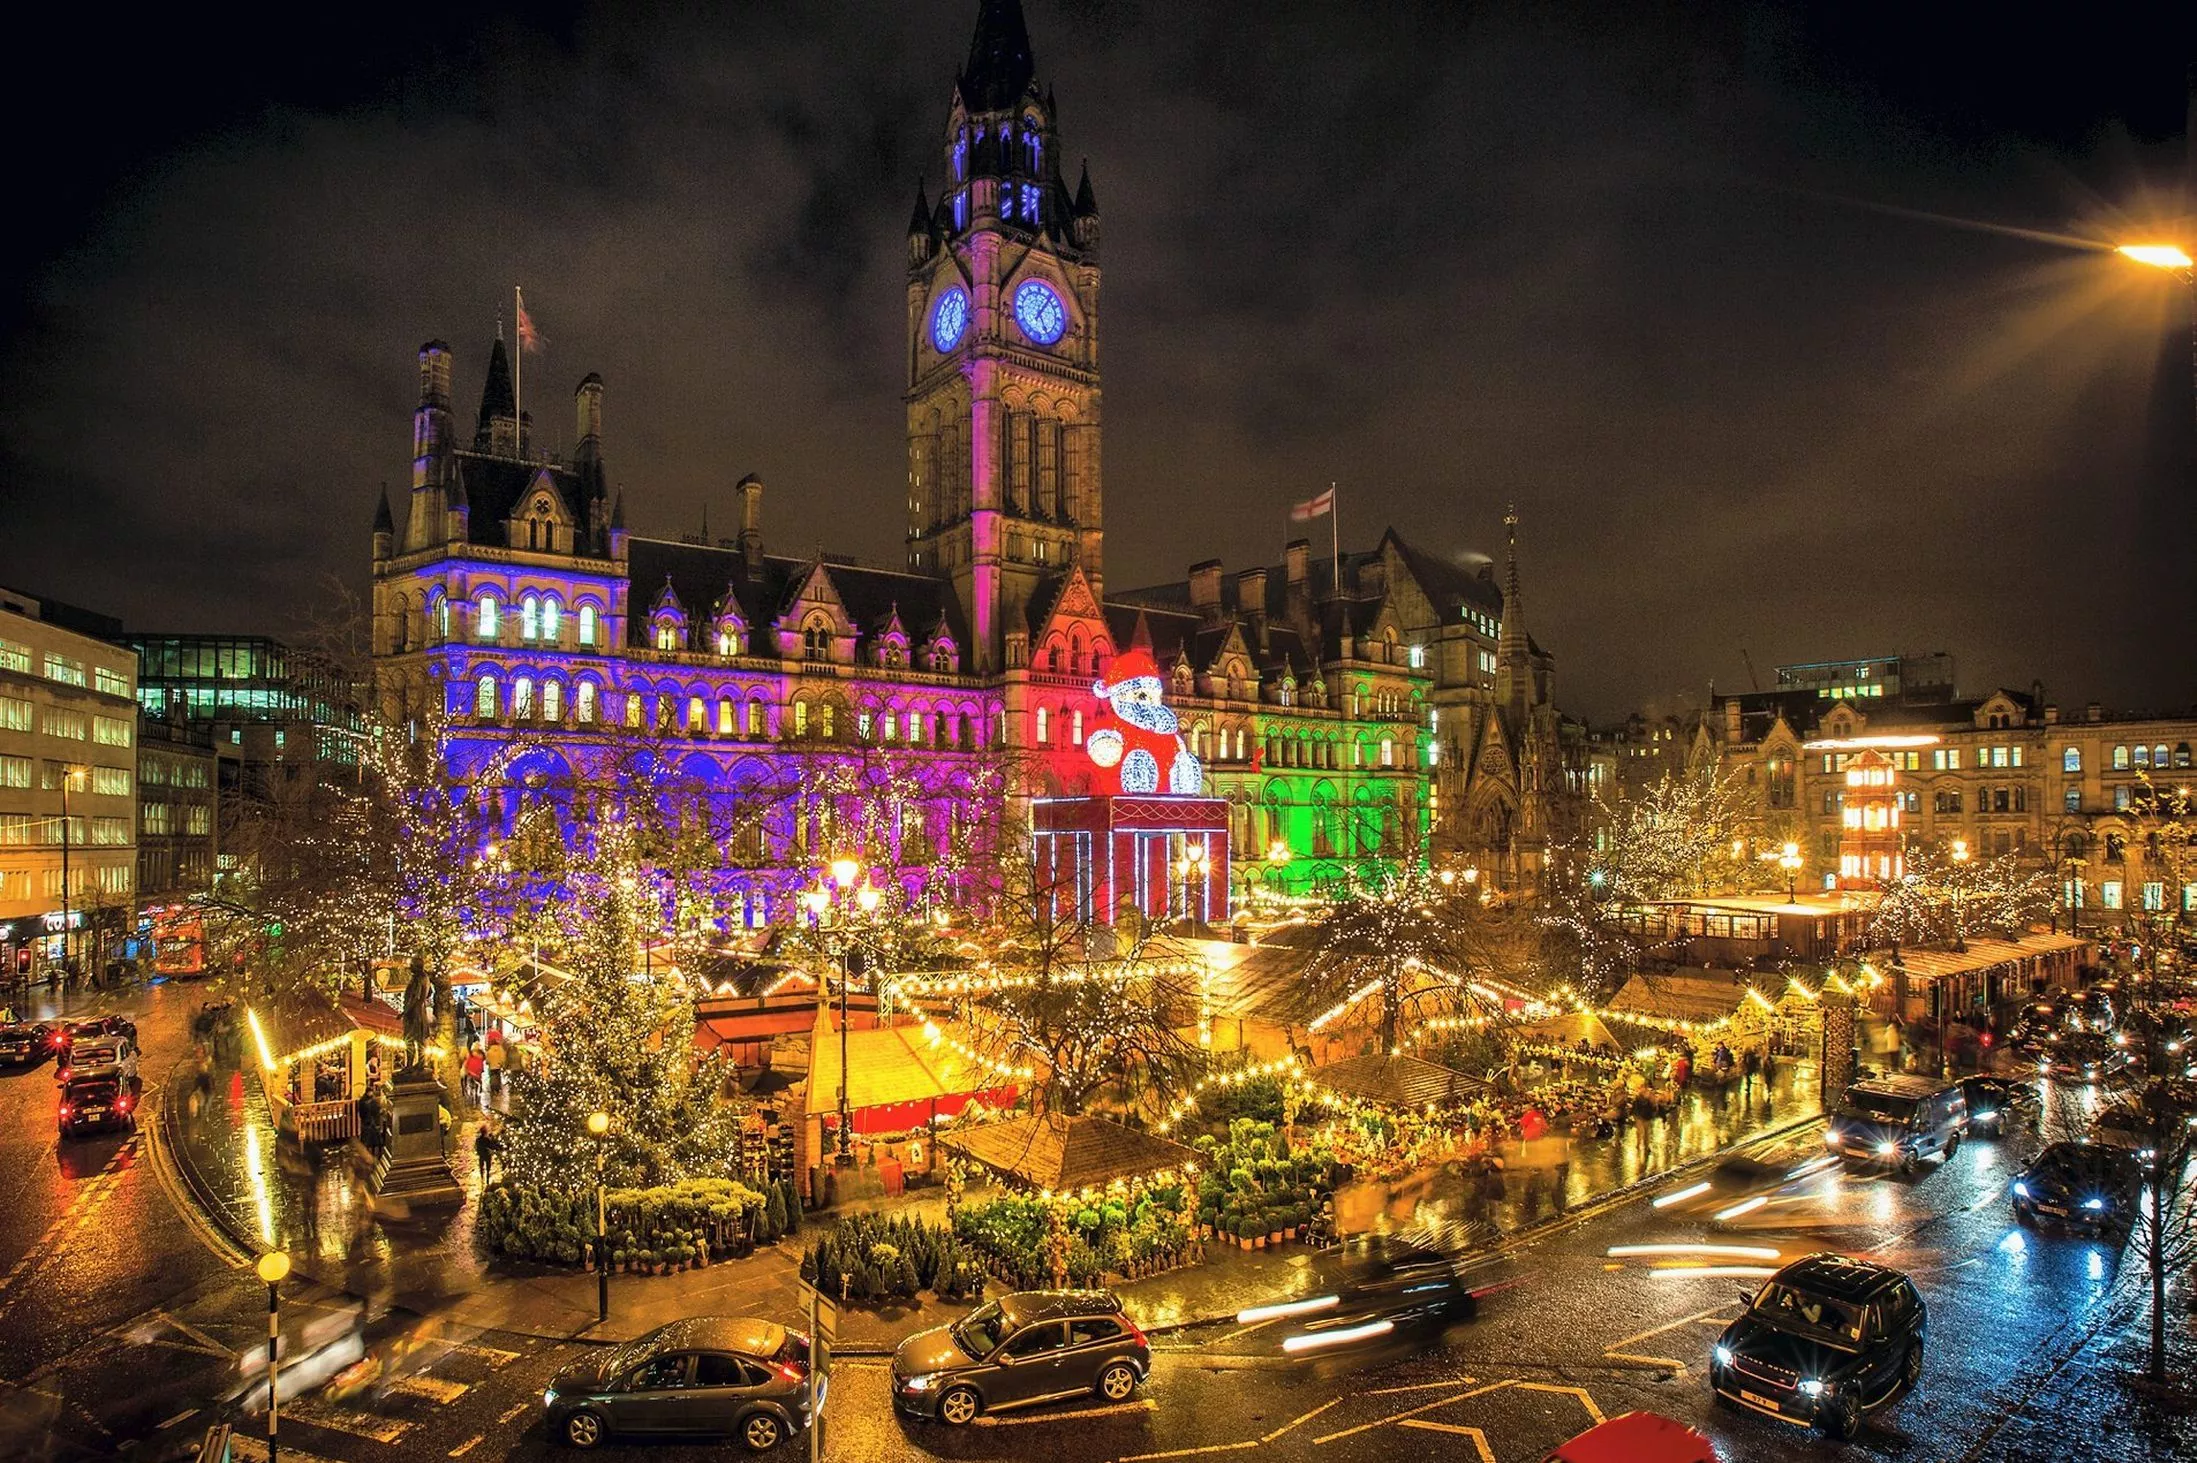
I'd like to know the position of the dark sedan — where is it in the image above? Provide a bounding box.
[1955,1076,2039,1136]
[541,1316,813,1452]
[0,1019,51,1067]
[2012,1142,2142,1239]
[59,1074,139,1139]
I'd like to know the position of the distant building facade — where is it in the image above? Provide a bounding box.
[366,1,1586,908]
[136,711,219,905]
[0,588,139,974]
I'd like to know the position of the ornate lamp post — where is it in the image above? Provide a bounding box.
[587,1109,611,1322]
[257,1249,291,1461]
[1779,841,1803,905]
[803,858,881,1166]
[1175,841,1208,930]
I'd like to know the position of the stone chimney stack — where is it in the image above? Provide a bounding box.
[1188,559,1223,620]
[408,340,455,549]
[737,474,765,577]
[1236,567,1268,622]
[575,373,604,445]
[1723,699,1744,742]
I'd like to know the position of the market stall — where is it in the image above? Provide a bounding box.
[245,993,416,1144]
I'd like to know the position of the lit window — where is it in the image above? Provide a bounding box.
[2141,882,2164,912]
[2061,746,2079,773]
[1035,707,1050,743]
[2113,745,2130,769]
[2101,880,2123,910]
[794,702,809,736]
[578,605,597,648]
[718,698,734,735]
[688,697,706,733]
[512,677,533,718]
[2064,786,2081,812]
[542,681,562,721]
[717,628,740,659]
[745,701,763,736]
[883,712,897,741]
[521,595,540,641]
[475,675,497,718]
[1071,709,1084,745]
[624,694,642,729]
[858,711,873,740]
[1381,738,1394,766]
[2116,785,2131,811]
[437,597,450,640]
[542,597,561,639]
[576,682,596,723]
[655,621,680,652]
[1408,644,1426,669]
[475,593,500,639]
[821,704,836,739]
[907,711,923,744]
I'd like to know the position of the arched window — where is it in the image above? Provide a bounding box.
[907,710,924,744]
[1035,706,1050,743]
[687,697,706,733]
[475,592,500,640]
[520,595,539,641]
[624,694,642,729]
[717,698,734,735]
[512,676,534,719]
[746,699,765,737]
[475,674,497,718]
[542,597,561,640]
[542,681,562,721]
[2135,745,2153,769]
[2155,745,2170,768]
[820,703,837,740]
[578,605,598,648]
[428,593,448,643]
[655,621,681,652]
[717,627,741,659]
[1071,708,1084,745]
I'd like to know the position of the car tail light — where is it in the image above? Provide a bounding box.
[58,1105,71,1119]
[117,1095,132,1113]
[776,1362,806,1383]
[1123,1316,1148,1347]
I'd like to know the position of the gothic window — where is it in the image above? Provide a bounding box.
[858,710,874,741]
[475,592,500,640]
[520,595,540,641]
[883,711,897,742]
[475,674,497,719]
[717,627,741,659]
[1019,183,1040,222]
[654,621,680,652]
[542,681,562,721]
[687,697,706,734]
[908,710,924,744]
[952,131,968,181]
[746,699,765,736]
[542,596,561,640]
[953,191,967,230]
[1071,709,1084,746]
[1035,706,1050,743]
[1024,118,1042,171]
[717,698,734,735]
[794,701,810,737]
[577,604,597,648]
[576,681,596,723]
[512,677,533,719]
[820,703,837,739]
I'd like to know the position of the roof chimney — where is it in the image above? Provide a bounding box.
[1285,539,1310,588]
[737,474,764,577]
[2084,701,2102,722]
[1188,559,1223,620]
[1236,567,1268,623]
[1723,699,1743,742]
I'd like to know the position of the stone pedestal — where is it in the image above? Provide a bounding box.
[373,1069,464,1209]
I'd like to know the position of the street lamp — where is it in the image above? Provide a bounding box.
[805,859,880,1166]
[1779,841,1803,905]
[587,1109,611,1322]
[1949,838,1971,953]
[2117,243,2196,427]
[56,765,86,984]
[257,1249,291,1462]
[1175,841,1208,929]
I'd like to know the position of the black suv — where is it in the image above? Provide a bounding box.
[893,1290,1149,1426]
[1824,1075,1965,1175]
[0,1018,51,1067]
[1712,1253,1925,1440]
[59,1073,139,1139]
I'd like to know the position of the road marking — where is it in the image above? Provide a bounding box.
[1313,1379,1498,1444]
[978,1398,1153,1426]
[1264,1397,1341,1440]
[446,1338,522,1367]
[387,1374,471,1403]
[287,1400,412,1443]
[142,1068,251,1266]
[1602,1303,1729,1373]
[1514,1381,1605,1425]
[449,1436,484,1457]
[157,1408,201,1431]
[496,1401,530,1424]
[1368,1378,1477,1395]
[114,1309,233,1358]
[1398,1420,1496,1462]
[0,1138,138,1321]
[228,1437,347,1463]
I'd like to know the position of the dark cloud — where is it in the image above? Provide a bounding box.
[1,0,2190,721]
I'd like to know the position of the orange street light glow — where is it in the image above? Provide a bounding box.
[2119,244,2194,270]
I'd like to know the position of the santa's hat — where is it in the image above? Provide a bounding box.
[1099,646,1161,690]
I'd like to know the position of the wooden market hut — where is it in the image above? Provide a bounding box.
[1305,1052,1491,1112]
[1509,1009,1626,1056]
[940,1112,1199,1197]
[246,992,411,1144]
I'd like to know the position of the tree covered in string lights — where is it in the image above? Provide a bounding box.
[1290,865,1517,1055]
[1867,841,2053,950]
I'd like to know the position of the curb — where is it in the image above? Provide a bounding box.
[152,1059,257,1265]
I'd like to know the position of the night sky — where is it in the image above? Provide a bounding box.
[1,2,2190,722]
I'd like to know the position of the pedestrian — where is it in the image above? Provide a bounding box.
[484,1038,506,1105]
[474,1122,501,1188]
[1741,1046,1760,1093]
[463,1045,485,1105]
[1671,1052,1692,1089]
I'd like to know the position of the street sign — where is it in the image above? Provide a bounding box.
[799,1280,840,1340]
[805,1282,836,1463]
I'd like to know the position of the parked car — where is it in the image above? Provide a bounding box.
[1545,1411,1719,1463]
[1954,1076,2039,1137]
[58,1073,139,1139]
[2013,1142,2143,1239]
[893,1290,1148,1426]
[1710,1253,1926,1440]
[55,1014,137,1059]
[540,1316,814,1452]
[0,1018,52,1066]
[1824,1076,1966,1176]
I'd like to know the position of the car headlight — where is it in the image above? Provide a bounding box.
[1799,1378,1829,1398]
[542,1389,559,1407]
[1876,1142,1898,1157]
[2084,1198,2106,1211]
[1974,1110,1997,1122]
[902,1373,940,1391]
[2013,1180,2030,1199]
[1715,1345,1734,1367]
[1824,1131,1839,1146]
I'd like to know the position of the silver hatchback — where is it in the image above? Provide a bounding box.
[892,1290,1149,1426]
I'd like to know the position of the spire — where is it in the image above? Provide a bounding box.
[958,0,1035,112]
[1073,159,1096,215]
[371,483,395,535]
[1128,608,1154,654]
[908,178,933,238]
[1498,504,1532,721]
[475,336,516,448]
[610,490,626,530]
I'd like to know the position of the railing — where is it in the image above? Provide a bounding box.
[290,1098,358,1145]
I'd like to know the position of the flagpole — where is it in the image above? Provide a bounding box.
[1328,481,1340,599]
[513,285,524,458]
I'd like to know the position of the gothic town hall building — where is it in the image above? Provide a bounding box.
[369,0,1587,918]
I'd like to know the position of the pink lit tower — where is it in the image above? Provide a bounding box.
[903,0,1104,674]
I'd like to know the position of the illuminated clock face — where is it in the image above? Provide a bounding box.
[931,287,969,353]
[1012,279,1066,345]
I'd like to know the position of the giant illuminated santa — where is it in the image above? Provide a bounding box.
[1085,647,1204,795]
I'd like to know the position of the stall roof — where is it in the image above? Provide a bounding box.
[1609,973,1755,1024]
[1893,932,2091,982]
[1509,1010,1625,1052]
[1307,1053,1489,1109]
[805,1009,999,1113]
[940,1112,1197,1194]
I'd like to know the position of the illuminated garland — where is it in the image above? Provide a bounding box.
[1155,1055,1304,1133]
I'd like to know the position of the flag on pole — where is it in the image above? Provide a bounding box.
[514,291,543,353]
[1289,486,1335,522]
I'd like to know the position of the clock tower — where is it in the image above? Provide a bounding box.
[906,0,1102,673]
